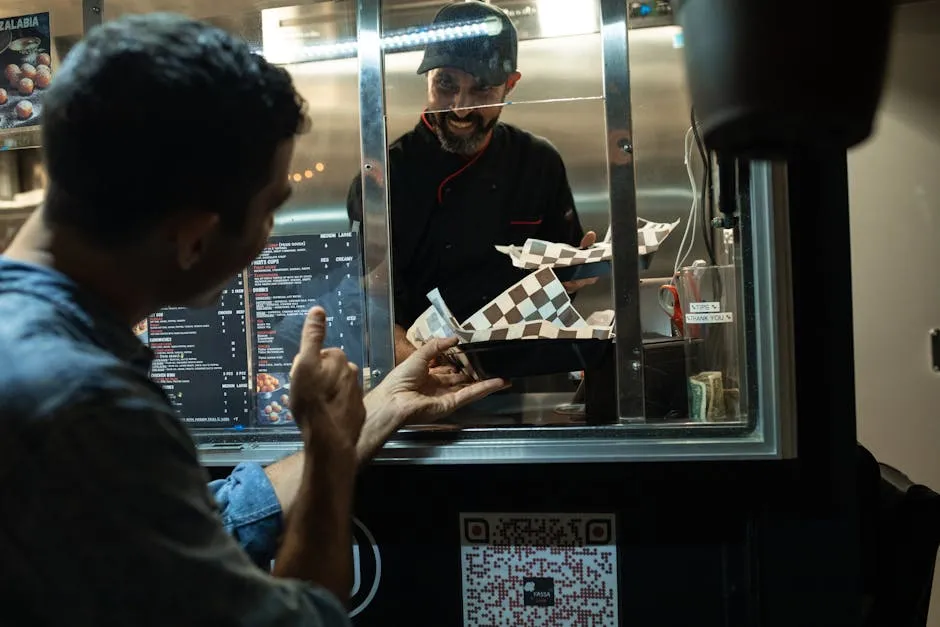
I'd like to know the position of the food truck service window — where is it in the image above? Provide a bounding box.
[88,0,797,466]
[104,0,369,451]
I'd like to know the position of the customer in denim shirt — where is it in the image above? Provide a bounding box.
[0,14,504,627]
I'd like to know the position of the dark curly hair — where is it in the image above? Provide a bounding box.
[41,13,309,246]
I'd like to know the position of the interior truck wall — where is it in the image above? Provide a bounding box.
[848,2,940,624]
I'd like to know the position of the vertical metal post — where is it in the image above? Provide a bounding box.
[599,0,644,420]
[357,0,395,385]
[82,0,103,34]
[0,152,18,200]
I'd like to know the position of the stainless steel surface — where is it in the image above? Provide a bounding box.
[600,0,644,421]
[94,1,698,266]
[96,0,701,329]
[357,0,395,385]
[199,422,781,466]
[83,0,102,31]
[374,5,697,332]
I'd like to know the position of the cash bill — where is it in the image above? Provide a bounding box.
[701,371,726,420]
[688,376,708,421]
[689,371,729,422]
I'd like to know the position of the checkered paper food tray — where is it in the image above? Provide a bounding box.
[406,267,614,347]
[495,218,680,270]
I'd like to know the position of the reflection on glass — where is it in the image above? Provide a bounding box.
[101,2,366,439]
[366,0,609,401]
[678,264,746,424]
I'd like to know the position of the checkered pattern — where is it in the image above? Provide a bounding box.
[462,267,585,330]
[637,217,679,253]
[406,307,455,345]
[408,267,613,347]
[496,217,679,270]
[497,240,611,270]
[406,268,613,379]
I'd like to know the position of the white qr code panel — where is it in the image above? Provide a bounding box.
[460,513,619,627]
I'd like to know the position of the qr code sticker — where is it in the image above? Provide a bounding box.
[460,513,618,627]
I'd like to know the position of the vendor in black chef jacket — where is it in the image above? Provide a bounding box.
[348,0,597,363]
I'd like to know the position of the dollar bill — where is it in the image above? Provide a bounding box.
[701,371,726,420]
[689,371,729,421]
[688,376,708,421]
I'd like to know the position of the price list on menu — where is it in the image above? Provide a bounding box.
[147,276,251,428]
[249,232,364,427]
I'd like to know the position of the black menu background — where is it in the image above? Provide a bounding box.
[146,232,365,430]
[148,274,251,428]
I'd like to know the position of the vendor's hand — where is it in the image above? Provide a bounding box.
[562,277,598,293]
[289,307,365,453]
[357,337,507,461]
[562,231,600,293]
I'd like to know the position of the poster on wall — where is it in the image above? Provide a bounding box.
[0,12,52,130]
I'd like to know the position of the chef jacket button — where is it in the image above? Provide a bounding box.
[490,183,497,191]
[444,243,452,250]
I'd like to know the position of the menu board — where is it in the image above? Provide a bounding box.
[249,233,365,427]
[143,231,366,430]
[147,275,251,429]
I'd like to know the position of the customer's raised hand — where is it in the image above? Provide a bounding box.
[289,306,365,452]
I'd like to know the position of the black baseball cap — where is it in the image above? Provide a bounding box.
[416,1,518,87]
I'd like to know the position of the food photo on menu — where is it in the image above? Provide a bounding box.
[255,372,293,425]
[0,12,52,129]
[132,318,149,344]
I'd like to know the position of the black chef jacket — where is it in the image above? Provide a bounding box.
[347,115,584,328]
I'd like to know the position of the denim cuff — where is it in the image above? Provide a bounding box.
[208,462,283,568]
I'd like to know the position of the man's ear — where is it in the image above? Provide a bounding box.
[164,210,220,271]
[505,71,522,94]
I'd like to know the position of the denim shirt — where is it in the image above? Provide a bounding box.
[0,258,349,627]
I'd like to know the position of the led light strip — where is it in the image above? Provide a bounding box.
[277,17,502,64]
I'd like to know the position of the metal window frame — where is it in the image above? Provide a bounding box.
[79,0,795,466]
[347,0,797,466]
[357,0,396,386]
[83,0,102,32]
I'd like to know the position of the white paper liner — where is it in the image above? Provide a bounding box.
[494,217,680,270]
[406,267,614,346]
